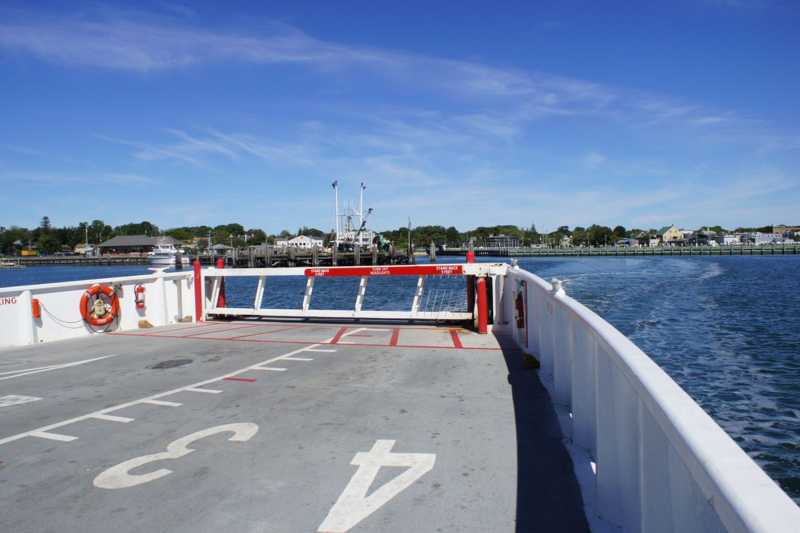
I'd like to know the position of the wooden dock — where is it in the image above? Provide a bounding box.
[9,256,151,267]
[213,244,408,268]
[4,244,409,269]
[436,245,800,258]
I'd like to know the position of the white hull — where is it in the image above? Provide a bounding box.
[148,255,190,266]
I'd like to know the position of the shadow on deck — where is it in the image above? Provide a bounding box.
[501,344,590,533]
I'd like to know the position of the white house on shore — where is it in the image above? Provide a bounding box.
[275,235,325,250]
[716,234,742,245]
[741,232,788,245]
[73,243,95,255]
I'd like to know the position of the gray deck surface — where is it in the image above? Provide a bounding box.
[0,320,588,532]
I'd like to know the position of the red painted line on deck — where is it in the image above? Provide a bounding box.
[450,329,464,349]
[390,328,400,346]
[227,325,307,340]
[223,377,257,382]
[109,332,516,351]
[115,322,464,338]
[329,327,348,345]
[186,324,260,337]
[192,323,467,333]
[138,322,221,335]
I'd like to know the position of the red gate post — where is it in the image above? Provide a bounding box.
[216,257,226,308]
[476,277,488,335]
[193,259,203,322]
[466,250,475,313]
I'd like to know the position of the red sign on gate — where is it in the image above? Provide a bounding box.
[304,265,464,277]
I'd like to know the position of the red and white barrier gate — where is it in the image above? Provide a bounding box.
[198,263,505,326]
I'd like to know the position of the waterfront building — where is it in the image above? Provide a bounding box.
[742,232,787,245]
[716,234,742,245]
[210,243,234,257]
[275,235,325,250]
[687,233,710,245]
[73,243,94,255]
[483,234,519,248]
[773,225,800,234]
[656,225,684,244]
[98,235,185,255]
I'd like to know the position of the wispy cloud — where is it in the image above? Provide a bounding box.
[99,172,158,185]
[94,132,216,169]
[0,169,157,187]
[583,152,606,170]
[0,144,90,166]
[704,0,796,12]
[0,8,384,72]
[0,6,753,135]
[2,6,796,231]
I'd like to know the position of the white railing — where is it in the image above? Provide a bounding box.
[200,264,503,322]
[0,263,508,349]
[0,269,195,349]
[497,265,800,532]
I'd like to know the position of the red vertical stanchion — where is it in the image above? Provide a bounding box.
[216,257,226,308]
[193,259,203,322]
[476,277,488,335]
[466,250,475,313]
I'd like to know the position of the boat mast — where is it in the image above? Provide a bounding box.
[359,182,365,232]
[359,182,367,246]
[332,181,339,247]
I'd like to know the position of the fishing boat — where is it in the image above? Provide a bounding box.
[147,240,189,266]
[0,258,797,532]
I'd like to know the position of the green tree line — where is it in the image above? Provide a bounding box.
[0,217,778,256]
[0,216,332,255]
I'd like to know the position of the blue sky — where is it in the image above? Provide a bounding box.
[1,0,798,234]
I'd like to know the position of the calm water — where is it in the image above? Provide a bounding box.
[2,256,798,501]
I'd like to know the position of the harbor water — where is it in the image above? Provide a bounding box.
[2,255,798,502]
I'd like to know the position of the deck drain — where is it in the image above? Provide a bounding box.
[148,359,193,370]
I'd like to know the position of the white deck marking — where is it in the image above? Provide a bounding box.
[94,423,259,489]
[0,366,60,376]
[283,356,313,362]
[304,348,338,353]
[318,439,436,533]
[252,366,287,372]
[29,431,78,442]
[0,355,117,382]
[185,387,223,394]
[0,342,338,447]
[142,399,182,407]
[91,414,135,423]
[0,395,42,408]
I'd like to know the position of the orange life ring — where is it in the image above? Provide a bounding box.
[79,284,119,327]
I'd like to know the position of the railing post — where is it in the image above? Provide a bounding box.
[216,257,226,308]
[355,276,368,312]
[193,260,203,322]
[477,277,488,334]
[466,250,475,313]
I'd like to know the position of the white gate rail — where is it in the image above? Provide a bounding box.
[497,265,800,532]
[201,264,502,321]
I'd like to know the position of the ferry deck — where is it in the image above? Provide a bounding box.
[2,262,799,532]
[0,320,589,533]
